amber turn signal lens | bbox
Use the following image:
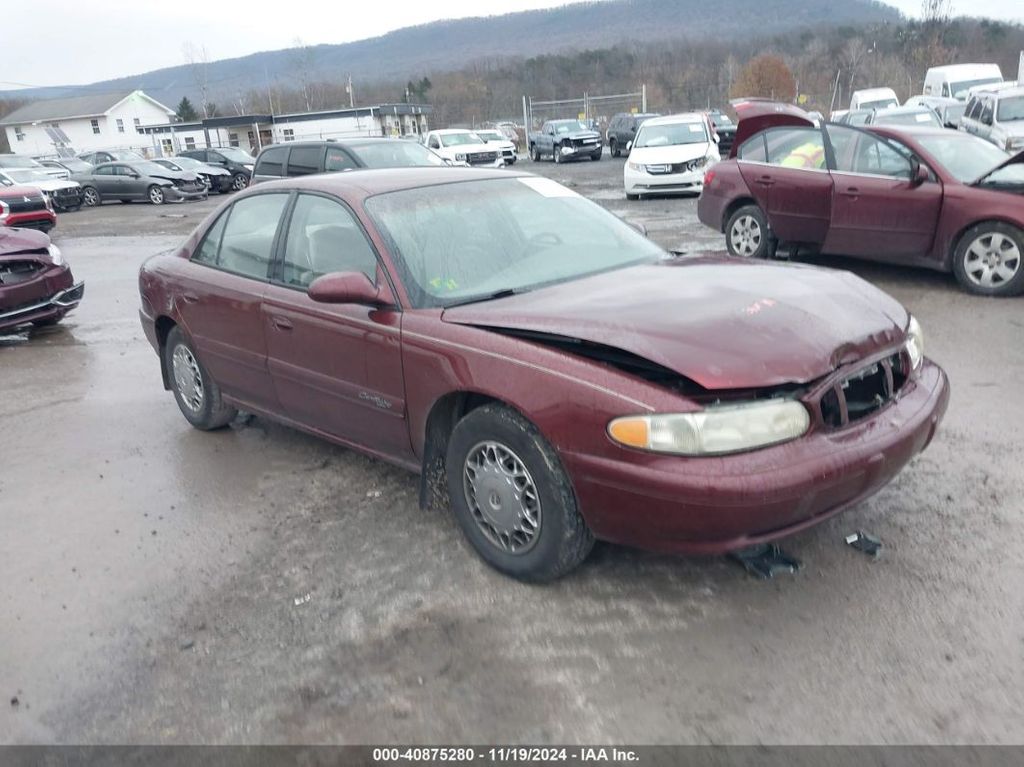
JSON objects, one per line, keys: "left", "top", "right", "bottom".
{"left": 608, "top": 418, "right": 649, "bottom": 448}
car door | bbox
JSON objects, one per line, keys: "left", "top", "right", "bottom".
{"left": 977, "top": 98, "right": 996, "bottom": 144}
{"left": 822, "top": 125, "right": 942, "bottom": 260}
{"left": 117, "top": 164, "right": 145, "bottom": 199}
{"left": 175, "top": 192, "right": 291, "bottom": 409}
{"left": 737, "top": 126, "right": 833, "bottom": 244}
{"left": 92, "top": 164, "right": 124, "bottom": 196}
{"left": 262, "top": 191, "right": 411, "bottom": 459}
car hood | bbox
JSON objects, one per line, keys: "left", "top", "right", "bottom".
{"left": 561, "top": 130, "right": 600, "bottom": 141}
{"left": 442, "top": 258, "right": 908, "bottom": 390}
{"left": 0, "top": 225, "right": 49, "bottom": 256}
{"left": 31, "top": 178, "right": 81, "bottom": 192}
{"left": 628, "top": 143, "right": 712, "bottom": 163}
{"left": 200, "top": 165, "right": 232, "bottom": 176}
{"left": 148, "top": 170, "right": 199, "bottom": 182}
{"left": 971, "top": 148, "right": 1024, "bottom": 186}
{"left": 730, "top": 100, "right": 815, "bottom": 158}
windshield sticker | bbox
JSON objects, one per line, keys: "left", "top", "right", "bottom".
{"left": 517, "top": 177, "right": 582, "bottom": 198}
{"left": 915, "top": 113, "right": 932, "bottom": 122}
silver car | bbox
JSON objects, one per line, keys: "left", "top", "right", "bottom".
{"left": 73, "top": 161, "right": 208, "bottom": 206}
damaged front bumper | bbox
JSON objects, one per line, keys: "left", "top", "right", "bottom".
{"left": 562, "top": 359, "right": 949, "bottom": 555}
{"left": 0, "top": 281, "right": 85, "bottom": 331}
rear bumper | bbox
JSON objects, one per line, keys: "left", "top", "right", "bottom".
{"left": 0, "top": 280, "right": 84, "bottom": 331}
{"left": 3, "top": 211, "right": 57, "bottom": 232}
{"left": 563, "top": 360, "right": 949, "bottom": 555}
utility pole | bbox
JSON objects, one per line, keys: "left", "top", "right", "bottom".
{"left": 346, "top": 74, "right": 354, "bottom": 108}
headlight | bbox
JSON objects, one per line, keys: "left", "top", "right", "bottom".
{"left": 905, "top": 315, "right": 924, "bottom": 370}
{"left": 47, "top": 243, "right": 64, "bottom": 266}
{"left": 608, "top": 400, "right": 811, "bottom": 456}
{"left": 455, "top": 153, "right": 467, "bottom": 161}
{"left": 627, "top": 161, "right": 645, "bottom": 172}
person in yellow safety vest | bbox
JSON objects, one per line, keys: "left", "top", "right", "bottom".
{"left": 780, "top": 141, "right": 825, "bottom": 169}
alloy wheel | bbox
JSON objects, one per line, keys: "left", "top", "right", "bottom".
{"left": 963, "top": 232, "right": 1021, "bottom": 288}
{"left": 463, "top": 440, "right": 541, "bottom": 555}
{"left": 172, "top": 345, "right": 204, "bottom": 413}
{"left": 149, "top": 187, "right": 165, "bottom": 205}
{"left": 729, "top": 215, "right": 762, "bottom": 256}
{"left": 232, "top": 174, "right": 248, "bottom": 191}
{"left": 82, "top": 188, "right": 99, "bottom": 206}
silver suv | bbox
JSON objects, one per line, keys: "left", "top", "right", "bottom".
{"left": 960, "top": 85, "right": 1024, "bottom": 154}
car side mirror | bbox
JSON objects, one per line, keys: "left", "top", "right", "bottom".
{"left": 626, "top": 140, "right": 633, "bottom": 152}
{"left": 910, "top": 158, "right": 929, "bottom": 187}
{"left": 308, "top": 271, "right": 393, "bottom": 306}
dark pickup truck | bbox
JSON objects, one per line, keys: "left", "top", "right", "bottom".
{"left": 528, "top": 120, "right": 603, "bottom": 163}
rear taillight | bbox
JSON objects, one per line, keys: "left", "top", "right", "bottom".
{"left": 703, "top": 169, "right": 716, "bottom": 187}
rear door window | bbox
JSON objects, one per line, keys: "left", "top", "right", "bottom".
{"left": 737, "top": 134, "right": 767, "bottom": 162}
{"left": 255, "top": 146, "right": 287, "bottom": 176}
{"left": 286, "top": 146, "right": 323, "bottom": 176}
{"left": 764, "top": 128, "right": 825, "bottom": 169}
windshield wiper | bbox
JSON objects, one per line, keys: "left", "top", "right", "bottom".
{"left": 444, "top": 287, "right": 524, "bottom": 308}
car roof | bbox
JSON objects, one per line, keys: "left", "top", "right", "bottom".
{"left": 247, "top": 166, "right": 523, "bottom": 198}
{"left": 854, "top": 87, "right": 898, "bottom": 97}
{"left": 429, "top": 128, "right": 478, "bottom": 135}
{"left": 642, "top": 113, "right": 706, "bottom": 126}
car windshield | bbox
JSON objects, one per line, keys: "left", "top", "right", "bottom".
{"left": 634, "top": 121, "right": 708, "bottom": 148}
{"left": 997, "top": 96, "right": 1024, "bottom": 122}
{"left": 169, "top": 156, "right": 203, "bottom": 169}
{"left": 57, "top": 158, "right": 92, "bottom": 172}
{"left": 133, "top": 161, "right": 176, "bottom": 176}
{"left": 951, "top": 77, "right": 1002, "bottom": 99}
{"left": 875, "top": 110, "right": 942, "bottom": 127}
{"left": 914, "top": 133, "right": 1014, "bottom": 183}
{"left": 552, "top": 121, "right": 590, "bottom": 135}
{"left": 154, "top": 160, "right": 183, "bottom": 171}
{"left": 217, "top": 147, "right": 254, "bottom": 162}
{"left": 6, "top": 169, "right": 52, "bottom": 183}
{"left": 365, "top": 176, "right": 666, "bottom": 308}
{"left": 711, "top": 114, "right": 734, "bottom": 126}
{"left": 439, "top": 133, "right": 484, "bottom": 147}
{"left": 353, "top": 141, "right": 446, "bottom": 167}
{"left": 476, "top": 131, "right": 504, "bottom": 141}
{"left": 943, "top": 103, "right": 967, "bottom": 123}
{"left": 861, "top": 98, "right": 899, "bottom": 110}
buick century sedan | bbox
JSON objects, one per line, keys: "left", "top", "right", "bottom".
{"left": 139, "top": 168, "right": 948, "bottom": 581}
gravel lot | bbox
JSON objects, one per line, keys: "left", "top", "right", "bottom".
{"left": 2, "top": 153, "right": 1023, "bottom": 745}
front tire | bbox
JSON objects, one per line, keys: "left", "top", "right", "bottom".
{"left": 725, "top": 204, "right": 773, "bottom": 259}
{"left": 231, "top": 173, "right": 248, "bottom": 191}
{"left": 553, "top": 143, "right": 563, "bottom": 164}
{"left": 445, "top": 404, "right": 594, "bottom": 582}
{"left": 148, "top": 185, "right": 166, "bottom": 205}
{"left": 952, "top": 222, "right": 1024, "bottom": 296}
{"left": 81, "top": 186, "right": 100, "bottom": 207}
{"left": 610, "top": 138, "right": 620, "bottom": 157}
{"left": 530, "top": 144, "right": 540, "bottom": 162}
{"left": 164, "top": 326, "right": 237, "bottom": 430}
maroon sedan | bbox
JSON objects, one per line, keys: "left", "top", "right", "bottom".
{"left": 139, "top": 168, "right": 948, "bottom": 581}
{"left": 698, "top": 100, "right": 1024, "bottom": 296}
{"left": 1, "top": 226, "right": 84, "bottom": 332}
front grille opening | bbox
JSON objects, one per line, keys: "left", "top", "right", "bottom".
{"left": 842, "top": 362, "right": 888, "bottom": 423}
{"left": 821, "top": 387, "right": 843, "bottom": 428}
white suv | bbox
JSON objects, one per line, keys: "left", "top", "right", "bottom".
{"left": 961, "top": 85, "right": 1024, "bottom": 154}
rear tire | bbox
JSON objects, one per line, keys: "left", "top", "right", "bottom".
{"left": 164, "top": 326, "right": 237, "bottom": 430}
{"left": 725, "top": 204, "right": 774, "bottom": 259}
{"left": 231, "top": 173, "right": 248, "bottom": 191}
{"left": 952, "top": 221, "right": 1024, "bottom": 297}
{"left": 610, "top": 139, "right": 620, "bottom": 157}
{"left": 445, "top": 404, "right": 594, "bottom": 582}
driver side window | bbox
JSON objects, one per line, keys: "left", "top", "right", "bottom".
{"left": 428, "top": 136, "right": 440, "bottom": 150}
{"left": 280, "top": 194, "right": 379, "bottom": 289}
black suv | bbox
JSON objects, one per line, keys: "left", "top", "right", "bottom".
{"left": 605, "top": 113, "right": 660, "bottom": 157}
{"left": 250, "top": 139, "right": 445, "bottom": 185}
{"left": 178, "top": 147, "right": 255, "bottom": 190}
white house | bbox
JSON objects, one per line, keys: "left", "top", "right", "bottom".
{"left": 140, "top": 104, "right": 432, "bottom": 157}
{"left": 1, "top": 90, "right": 176, "bottom": 158}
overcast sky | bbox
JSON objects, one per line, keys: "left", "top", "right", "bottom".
{"left": 2, "top": 0, "right": 1021, "bottom": 88}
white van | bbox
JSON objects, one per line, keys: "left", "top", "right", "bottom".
{"left": 849, "top": 87, "right": 899, "bottom": 111}
{"left": 923, "top": 64, "right": 1003, "bottom": 101}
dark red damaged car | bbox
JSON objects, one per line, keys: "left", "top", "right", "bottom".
{"left": 138, "top": 168, "right": 949, "bottom": 581}
{"left": 698, "top": 99, "right": 1024, "bottom": 296}
{"left": 1, "top": 226, "right": 84, "bottom": 332}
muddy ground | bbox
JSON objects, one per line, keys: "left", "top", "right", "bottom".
{"left": 2, "top": 154, "right": 1022, "bottom": 745}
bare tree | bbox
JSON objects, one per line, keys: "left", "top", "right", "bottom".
{"left": 183, "top": 42, "right": 213, "bottom": 118}
{"left": 289, "top": 37, "right": 323, "bottom": 112}
{"left": 843, "top": 37, "right": 872, "bottom": 97}
{"left": 921, "top": 0, "right": 953, "bottom": 24}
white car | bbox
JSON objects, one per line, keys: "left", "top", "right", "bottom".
{"left": 423, "top": 130, "right": 504, "bottom": 167}
{"left": 623, "top": 113, "right": 720, "bottom": 200}
{"left": 474, "top": 129, "right": 518, "bottom": 165}
{"left": 0, "top": 167, "right": 84, "bottom": 211}
{"left": 849, "top": 87, "right": 900, "bottom": 111}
